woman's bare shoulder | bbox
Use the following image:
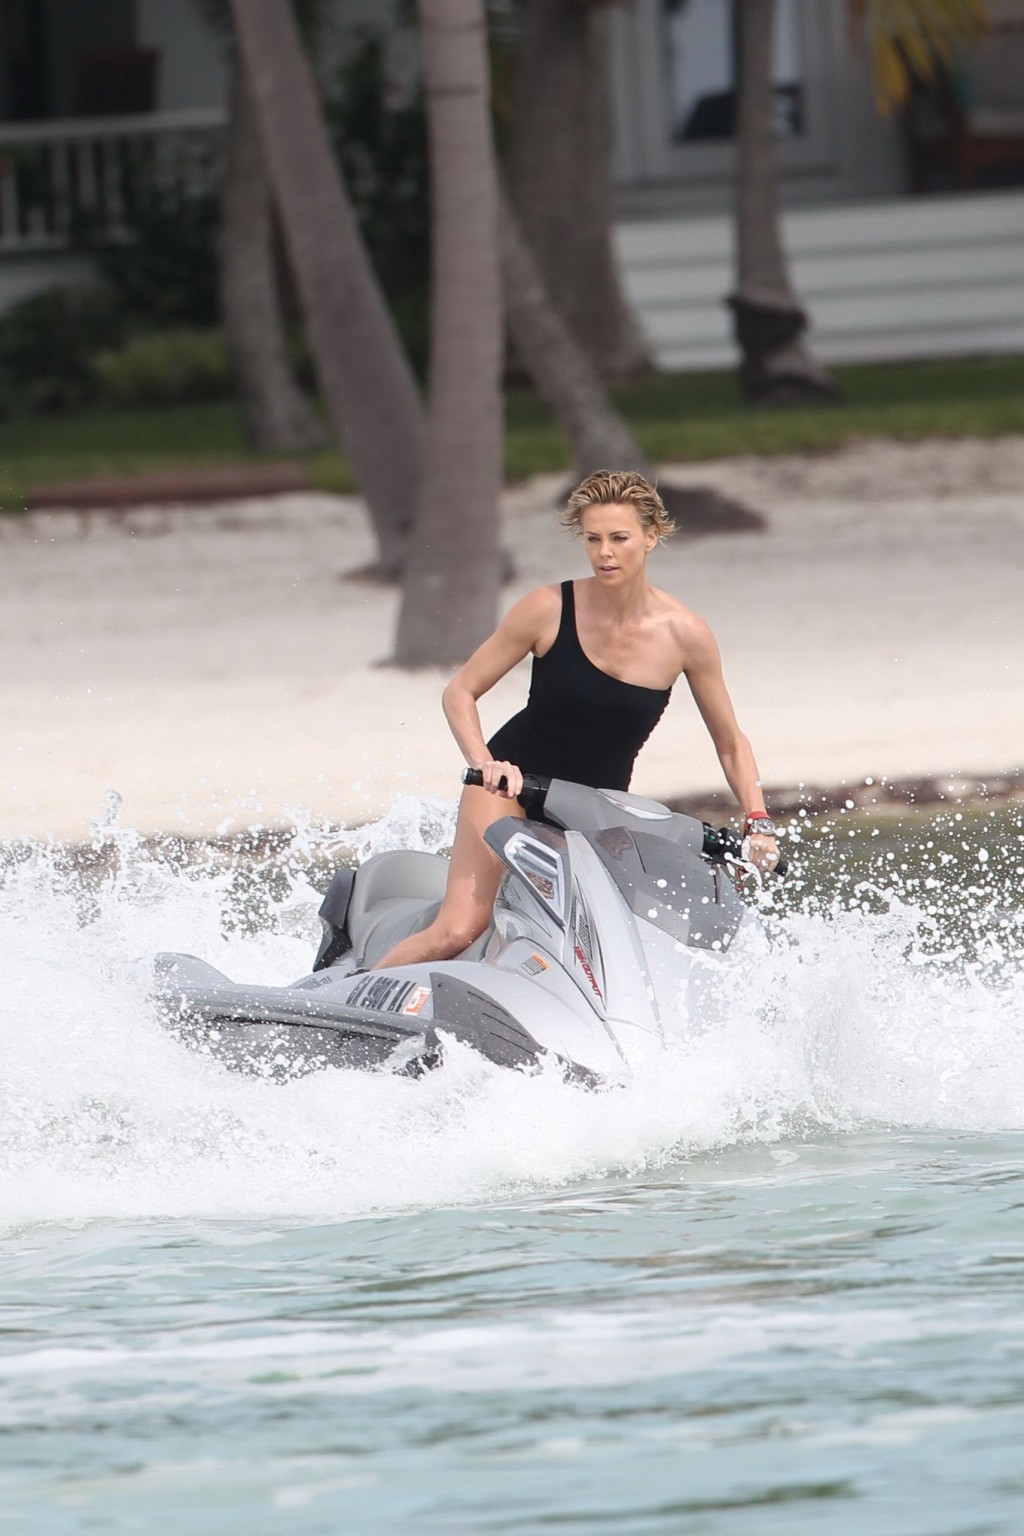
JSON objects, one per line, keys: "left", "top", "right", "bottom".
{"left": 498, "top": 583, "right": 563, "bottom": 646}
{"left": 651, "top": 587, "right": 716, "bottom": 652}
{"left": 454, "top": 584, "right": 563, "bottom": 692}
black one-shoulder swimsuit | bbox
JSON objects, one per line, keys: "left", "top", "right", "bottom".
{"left": 487, "top": 581, "right": 671, "bottom": 792}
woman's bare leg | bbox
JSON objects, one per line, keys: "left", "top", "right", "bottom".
{"left": 371, "top": 786, "right": 525, "bottom": 970}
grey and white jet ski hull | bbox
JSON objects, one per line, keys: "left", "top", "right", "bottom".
{"left": 153, "top": 779, "right": 767, "bottom": 1084}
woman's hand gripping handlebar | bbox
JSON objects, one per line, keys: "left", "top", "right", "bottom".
{"left": 462, "top": 766, "right": 550, "bottom": 819}
{"left": 702, "top": 823, "right": 788, "bottom": 879}
{"left": 463, "top": 766, "right": 506, "bottom": 791}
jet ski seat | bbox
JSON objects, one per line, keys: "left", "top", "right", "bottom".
{"left": 347, "top": 850, "right": 450, "bottom": 969}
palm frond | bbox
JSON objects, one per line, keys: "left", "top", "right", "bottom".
{"left": 851, "top": 0, "right": 989, "bottom": 111}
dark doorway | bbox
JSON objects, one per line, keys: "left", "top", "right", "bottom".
{"left": 0, "top": 0, "right": 145, "bottom": 122}
{"left": 0, "top": 0, "right": 52, "bottom": 120}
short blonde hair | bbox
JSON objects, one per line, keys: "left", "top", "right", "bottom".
{"left": 561, "top": 469, "right": 676, "bottom": 543}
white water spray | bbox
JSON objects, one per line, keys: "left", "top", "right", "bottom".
{"left": 1, "top": 798, "right": 1022, "bottom": 1230}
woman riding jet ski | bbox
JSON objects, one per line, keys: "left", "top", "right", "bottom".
{"left": 373, "top": 468, "right": 779, "bottom": 976}
{"left": 155, "top": 468, "right": 784, "bottom": 1084}
{"left": 154, "top": 772, "right": 784, "bottom": 1084}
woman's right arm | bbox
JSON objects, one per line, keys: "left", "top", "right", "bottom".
{"left": 442, "top": 586, "right": 558, "bottom": 798}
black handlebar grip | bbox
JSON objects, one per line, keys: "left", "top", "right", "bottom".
{"left": 462, "top": 769, "right": 551, "bottom": 817}
{"left": 462, "top": 767, "right": 507, "bottom": 791}
{"left": 702, "top": 823, "right": 788, "bottom": 879}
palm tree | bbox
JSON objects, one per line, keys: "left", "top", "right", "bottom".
{"left": 730, "top": 0, "right": 986, "bottom": 401}
{"left": 501, "top": 181, "right": 763, "bottom": 535}
{"left": 229, "top": 0, "right": 424, "bottom": 576}
{"left": 729, "top": 0, "right": 836, "bottom": 403}
{"left": 393, "top": 0, "right": 504, "bottom": 665}
{"left": 191, "top": 0, "right": 324, "bottom": 451}
{"left": 507, "top": 0, "right": 649, "bottom": 382}
{"left": 220, "top": 65, "right": 326, "bottom": 450}
{"left": 500, "top": 183, "right": 650, "bottom": 480}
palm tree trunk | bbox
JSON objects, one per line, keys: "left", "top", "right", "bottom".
{"left": 393, "top": 0, "right": 503, "bottom": 667}
{"left": 229, "top": 0, "right": 424, "bottom": 574}
{"left": 507, "top": 0, "right": 648, "bottom": 382}
{"left": 500, "top": 185, "right": 650, "bottom": 480}
{"left": 501, "top": 186, "right": 763, "bottom": 536}
{"left": 730, "top": 0, "right": 836, "bottom": 403}
{"left": 220, "top": 64, "right": 325, "bottom": 451}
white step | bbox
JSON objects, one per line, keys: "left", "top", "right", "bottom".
{"left": 615, "top": 190, "right": 1024, "bottom": 369}
{"left": 628, "top": 240, "right": 1022, "bottom": 306}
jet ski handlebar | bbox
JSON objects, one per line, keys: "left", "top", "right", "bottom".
{"left": 462, "top": 766, "right": 552, "bottom": 819}
{"left": 701, "top": 823, "right": 788, "bottom": 878}
{"left": 461, "top": 769, "right": 787, "bottom": 876}
{"left": 463, "top": 766, "right": 548, "bottom": 794}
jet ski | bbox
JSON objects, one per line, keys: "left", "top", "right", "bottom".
{"left": 153, "top": 772, "right": 785, "bottom": 1085}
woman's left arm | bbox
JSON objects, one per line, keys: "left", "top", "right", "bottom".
{"left": 679, "top": 617, "right": 779, "bottom": 869}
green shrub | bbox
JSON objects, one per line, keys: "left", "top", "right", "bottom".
{"left": 92, "top": 327, "right": 232, "bottom": 407}
{"left": 73, "top": 150, "right": 220, "bottom": 327}
{"left": 0, "top": 284, "right": 126, "bottom": 413}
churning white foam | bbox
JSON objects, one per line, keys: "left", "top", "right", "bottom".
{"left": 1, "top": 798, "right": 1022, "bottom": 1229}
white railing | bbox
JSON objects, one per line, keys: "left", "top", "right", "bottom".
{"left": 0, "top": 108, "right": 227, "bottom": 254}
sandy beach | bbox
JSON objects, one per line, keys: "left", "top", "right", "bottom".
{"left": 1, "top": 435, "right": 1021, "bottom": 844}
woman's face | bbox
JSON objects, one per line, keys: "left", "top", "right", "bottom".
{"left": 580, "top": 502, "right": 657, "bottom": 586}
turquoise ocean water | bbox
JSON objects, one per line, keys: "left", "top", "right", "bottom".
{"left": 2, "top": 799, "right": 1023, "bottom": 1535}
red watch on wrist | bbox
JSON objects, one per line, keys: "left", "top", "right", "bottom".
{"left": 743, "top": 812, "right": 777, "bottom": 837}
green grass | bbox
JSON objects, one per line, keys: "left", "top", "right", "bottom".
{"left": 1, "top": 354, "right": 1023, "bottom": 512}
{"left": 0, "top": 400, "right": 256, "bottom": 512}
{"left": 505, "top": 354, "right": 1024, "bottom": 478}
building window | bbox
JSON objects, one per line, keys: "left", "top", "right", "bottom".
{"left": 662, "top": 0, "right": 804, "bottom": 143}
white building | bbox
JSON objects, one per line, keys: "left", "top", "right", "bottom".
{"left": 1, "top": 0, "right": 1022, "bottom": 365}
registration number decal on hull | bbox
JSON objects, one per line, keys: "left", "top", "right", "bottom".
{"left": 348, "top": 974, "right": 431, "bottom": 1017}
